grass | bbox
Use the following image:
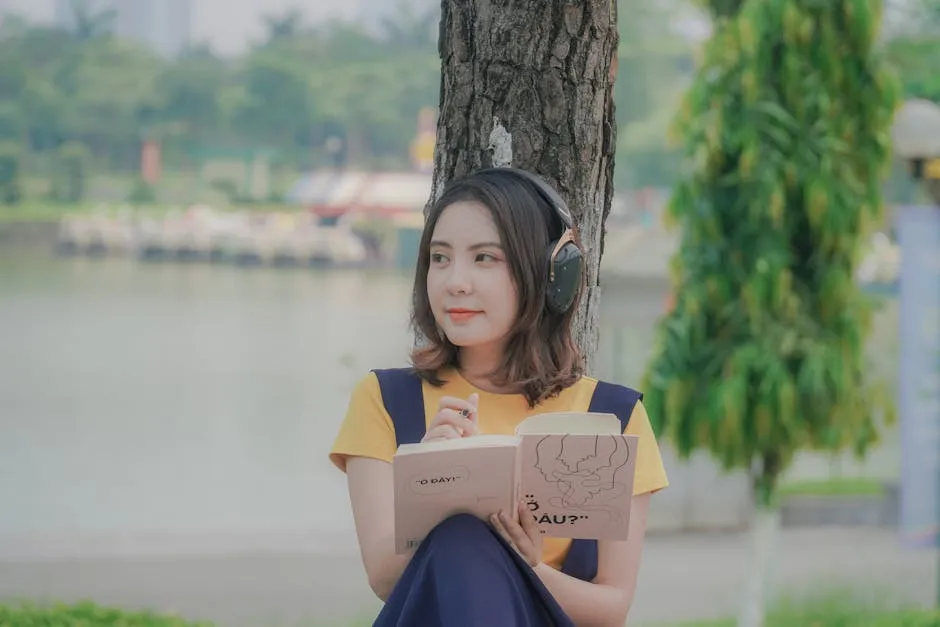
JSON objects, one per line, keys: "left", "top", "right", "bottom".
{"left": 0, "top": 202, "right": 111, "bottom": 223}
{"left": 778, "top": 477, "right": 888, "bottom": 497}
{"left": 0, "top": 600, "right": 214, "bottom": 626}
{"left": 339, "top": 596, "right": 940, "bottom": 627}
{"left": 661, "top": 589, "right": 939, "bottom": 627}
{"left": 3, "top": 591, "right": 937, "bottom": 627}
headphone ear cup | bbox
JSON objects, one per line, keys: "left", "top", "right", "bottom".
{"left": 545, "top": 240, "right": 583, "bottom": 314}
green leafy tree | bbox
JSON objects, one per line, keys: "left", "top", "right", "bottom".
{"left": 0, "top": 102, "right": 23, "bottom": 142}
{"left": 64, "top": 0, "right": 117, "bottom": 42}
{"left": 885, "top": 35, "right": 940, "bottom": 102}
{"left": 0, "top": 140, "right": 24, "bottom": 204}
{"left": 51, "top": 141, "right": 91, "bottom": 202}
{"left": 378, "top": 0, "right": 438, "bottom": 52}
{"left": 233, "top": 50, "right": 314, "bottom": 159}
{"left": 642, "top": 2, "right": 899, "bottom": 626}
{"left": 262, "top": 8, "right": 305, "bottom": 45}
{"left": 613, "top": 0, "right": 700, "bottom": 189}
{"left": 155, "top": 51, "right": 229, "bottom": 142}
{"left": 0, "top": 6, "right": 708, "bottom": 185}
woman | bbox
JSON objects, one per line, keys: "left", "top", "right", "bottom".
{"left": 329, "top": 167, "right": 669, "bottom": 626}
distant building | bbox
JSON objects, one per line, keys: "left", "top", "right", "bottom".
{"left": 53, "top": 0, "right": 192, "bottom": 57}
{"left": 118, "top": 0, "right": 192, "bottom": 57}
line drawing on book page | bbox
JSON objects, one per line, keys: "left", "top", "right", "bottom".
{"left": 532, "top": 434, "right": 631, "bottom": 526}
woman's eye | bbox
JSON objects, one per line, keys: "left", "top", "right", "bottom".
{"left": 430, "top": 252, "right": 448, "bottom": 263}
{"left": 476, "top": 252, "right": 498, "bottom": 263}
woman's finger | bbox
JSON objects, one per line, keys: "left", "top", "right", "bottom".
{"left": 497, "top": 510, "right": 535, "bottom": 563}
{"left": 518, "top": 499, "right": 540, "bottom": 537}
{"left": 422, "top": 424, "right": 461, "bottom": 442}
{"left": 434, "top": 424, "right": 461, "bottom": 439}
{"left": 465, "top": 393, "right": 479, "bottom": 424}
{"left": 438, "top": 395, "right": 478, "bottom": 420}
{"left": 498, "top": 509, "right": 529, "bottom": 547}
{"left": 430, "top": 408, "right": 476, "bottom": 436}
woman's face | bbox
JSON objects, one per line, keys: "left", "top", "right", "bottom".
{"left": 426, "top": 200, "right": 518, "bottom": 351}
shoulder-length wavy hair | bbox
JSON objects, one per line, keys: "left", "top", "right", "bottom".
{"left": 409, "top": 168, "right": 584, "bottom": 407}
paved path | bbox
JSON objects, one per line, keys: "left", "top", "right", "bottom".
{"left": 0, "top": 527, "right": 936, "bottom": 626}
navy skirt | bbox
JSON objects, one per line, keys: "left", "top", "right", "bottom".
{"left": 373, "top": 514, "right": 576, "bottom": 627}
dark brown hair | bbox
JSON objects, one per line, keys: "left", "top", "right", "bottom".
{"left": 409, "top": 168, "right": 584, "bottom": 407}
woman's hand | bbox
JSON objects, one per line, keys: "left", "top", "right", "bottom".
{"left": 420, "top": 393, "right": 479, "bottom": 443}
{"left": 490, "top": 499, "right": 543, "bottom": 568}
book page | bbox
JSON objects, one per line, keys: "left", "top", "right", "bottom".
{"left": 518, "top": 433, "right": 638, "bottom": 540}
{"left": 392, "top": 441, "right": 519, "bottom": 553}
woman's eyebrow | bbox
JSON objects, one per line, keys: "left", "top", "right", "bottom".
{"left": 469, "top": 242, "right": 503, "bottom": 250}
{"left": 429, "top": 240, "right": 503, "bottom": 250}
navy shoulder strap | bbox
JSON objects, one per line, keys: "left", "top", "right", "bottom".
{"left": 562, "top": 380, "right": 643, "bottom": 583}
{"left": 586, "top": 380, "right": 642, "bottom": 432}
{"left": 372, "top": 368, "right": 427, "bottom": 445}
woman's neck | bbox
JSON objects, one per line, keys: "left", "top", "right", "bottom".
{"left": 457, "top": 344, "right": 521, "bottom": 394}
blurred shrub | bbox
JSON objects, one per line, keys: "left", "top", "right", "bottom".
{"left": 678, "top": 591, "right": 940, "bottom": 627}
{"left": 127, "top": 177, "right": 157, "bottom": 204}
{"left": 49, "top": 142, "right": 91, "bottom": 204}
{"left": 0, "top": 141, "right": 24, "bottom": 205}
{"left": 685, "top": 609, "right": 939, "bottom": 627}
{"left": 765, "top": 590, "right": 939, "bottom": 627}
{"left": 768, "top": 608, "right": 940, "bottom": 627}
{"left": 0, "top": 601, "right": 214, "bottom": 627}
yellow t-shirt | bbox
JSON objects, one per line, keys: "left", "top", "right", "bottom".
{"left": 329, "top": 367, "right": 669, "bottom": 571}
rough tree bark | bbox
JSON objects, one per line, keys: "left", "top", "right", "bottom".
{"left": 427, "top": 0, "right": 620, "bottom": 375}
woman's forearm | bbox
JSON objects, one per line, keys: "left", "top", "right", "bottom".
{"left": 533, "top": 562, "right": 629, "bottom": 627}
{"left": 361, "top": 535, "right": 415, "bottom": 601}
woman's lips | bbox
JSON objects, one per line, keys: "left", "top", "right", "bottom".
{"left": 446, "top": 308, "right": 482, "bottom": 323}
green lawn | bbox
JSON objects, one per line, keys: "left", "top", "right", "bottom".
{"left": 2, "top": 593, "right": 937, "bottom": 627}
{"left": 778, "top": 476, "right": 888, "bottom": 498}
{"left": 661, "top": 591, "right": 938, "bottom": 627}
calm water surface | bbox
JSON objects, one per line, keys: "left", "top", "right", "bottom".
{"left": 0, "top": 251, "right": 416, "bottom": 556}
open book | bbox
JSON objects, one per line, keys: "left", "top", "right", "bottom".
{"left": 392, "top": 412, "right": 638, "bottom": 554}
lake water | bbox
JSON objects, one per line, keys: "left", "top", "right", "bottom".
{"left": 0, "top": 251, "right": 421, "bottom": 558}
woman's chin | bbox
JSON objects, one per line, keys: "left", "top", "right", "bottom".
{"left": 444, "top": 331, "right": 492, "bottom": 348}
{"left": 445, "top": 334, "right": 478, "bottom": 348}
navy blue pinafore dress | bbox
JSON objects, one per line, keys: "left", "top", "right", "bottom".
{"left": 369, "top": 368, "right": 641, "bottom": 627}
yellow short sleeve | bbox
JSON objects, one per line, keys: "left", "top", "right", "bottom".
{"left": 624, "top": 400, "right": 669, "bottom": 495}
{"left": 329, "top": 372, "right": 398, "bottom": 472}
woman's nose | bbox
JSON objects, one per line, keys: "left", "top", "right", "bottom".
{"left": 444, "top": 261, "right": 471, "bottom": 295}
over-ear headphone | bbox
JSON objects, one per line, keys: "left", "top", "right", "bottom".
{"left": 476, "top": 167, "right": 583, "bottom": 315}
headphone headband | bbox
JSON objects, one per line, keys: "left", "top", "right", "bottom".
{"left": 474, "top": 167, "right": 573, "bottom": 230}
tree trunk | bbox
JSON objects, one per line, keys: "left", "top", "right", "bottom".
{"left": 740, "top": 461, "right": 782, "bottom": 627}
{"left": 738, "top": 503, "right": 780, "bottom": 627}
{"left": 429, "top": 0, "right": 620, "bottom": 375}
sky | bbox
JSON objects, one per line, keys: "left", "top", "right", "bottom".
{"left": 0, "top": 0, "right": 391, "bottom": 55}
{"left": 0, "top": 0, "right": 766, "bottom": 61}
{"left": 1, "top": 0, "right": 717, "bottom": 57}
